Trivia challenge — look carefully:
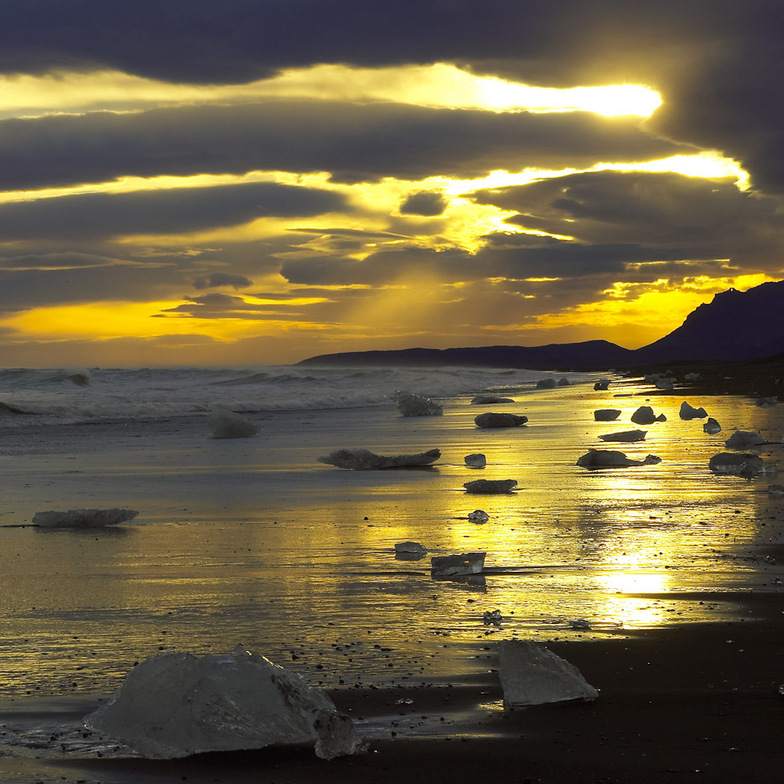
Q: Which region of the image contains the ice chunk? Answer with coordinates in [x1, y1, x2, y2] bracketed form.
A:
[471, 395, 514, 404]
[394, 541, 428, 559]
[557, 377, 570, 386]
[33, 508, 138, 528]
[536, 378, 557, 389]
[724, 430, 765, 449]
[709, 452, 765, 477]
[318, 447, 440, 470]
[483, 610, 502, 626]
[655, 377, 675, 390]
[577, 449, 661, 469]
[594, 408, 621, 421]
[630, 405, 661, 425]
[597, 429, 647, 443]
[498, 640, 599, 707]
[464, 452, 487, 468]
[464, 478, 518, 493]
[679, 401, 708, 420]
[468, 509, 490, 524]
[703, 417, 722, 434]
[84, 645, 360, 760]
[474, 412, 528, 428]
[593, 379, 611, 390]
[392, 390, 443, 416]
[431, 552, 486, 577]
[208, 407, 259, 438]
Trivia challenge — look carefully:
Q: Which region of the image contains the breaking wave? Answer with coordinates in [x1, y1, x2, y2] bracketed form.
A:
[0, 365, 585, 428]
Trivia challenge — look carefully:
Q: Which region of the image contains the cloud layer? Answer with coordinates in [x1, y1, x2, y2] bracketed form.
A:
[0, 1, 781, 365]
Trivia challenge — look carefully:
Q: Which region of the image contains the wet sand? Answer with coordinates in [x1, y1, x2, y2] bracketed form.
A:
[1, 373, 783, 782]
[5, 586, 782, 783]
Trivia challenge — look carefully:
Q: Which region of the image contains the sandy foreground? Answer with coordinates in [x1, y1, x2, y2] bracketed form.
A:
[1, 371, 783, 783]
[1, 585, 782, 784]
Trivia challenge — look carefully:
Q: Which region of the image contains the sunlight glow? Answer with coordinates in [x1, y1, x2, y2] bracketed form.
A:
[2, 301, 317, 342]
[0, 64, 661, 120]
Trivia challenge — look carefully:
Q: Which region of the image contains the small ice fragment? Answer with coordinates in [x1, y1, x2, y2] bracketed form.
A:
[464, 479, 518, 494]
[392, 390, 443, 417]
[594, 409, 621, 421]
[483, 610, 502, 626]
[703, 417, 722, 434]
[474, 412, 528, 428]
[318, 448, 440, 470]
[536, 378, 557, 389]
[431, 552, 486, 577]
[655, 377, 675, 390]
[593, 379, 611, 390]
[568, 619, 591, 630]
[724, 430, 765, 449]
[498, 640, 599, 707]
[471, 395, 514, 404]
[84, 645, 360, 760]
[464, 453, 487, 468]
[630, 405, 661, 425]
[208, 407, 259, 438]
[755, 397, 778, 408]
[394, 541, 428, 559]
[708, 452, 765, 477]
[557, 377, 570, 386]
[468, 509, 490, 524]
[597, 429, 647, 443]
[679, 401, 708, 420]
[33, 508, 138, 528]
[577, 449, 661, 469]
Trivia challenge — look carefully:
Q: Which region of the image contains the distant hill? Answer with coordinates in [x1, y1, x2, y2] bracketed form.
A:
[299, 279, 784, 370]
[298, 341, 635, 371]
[633, 280, 784, 363]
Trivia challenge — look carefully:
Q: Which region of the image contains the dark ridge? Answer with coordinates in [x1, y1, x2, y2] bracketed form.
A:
[298, 279, 784, 380]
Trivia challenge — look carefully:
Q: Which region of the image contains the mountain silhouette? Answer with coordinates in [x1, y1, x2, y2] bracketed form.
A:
[299, 279, 784, 370]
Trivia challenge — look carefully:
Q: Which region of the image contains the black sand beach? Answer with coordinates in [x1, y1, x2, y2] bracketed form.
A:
[1, 369, 783, 783]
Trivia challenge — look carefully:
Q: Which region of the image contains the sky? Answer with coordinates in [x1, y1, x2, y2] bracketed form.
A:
[1, 1, 783, 367]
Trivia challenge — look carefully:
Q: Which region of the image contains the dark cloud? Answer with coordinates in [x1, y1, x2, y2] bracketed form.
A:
[0, 103, 690, 191]
[0, 264, 180, 310]
[192, 272, 253, 290]
[0, 251, 120, 269]
[399, 191, 448, 216]
[471, 171, 784, 265]
[1, 2, 782, 194]
[0, 182, 346, 241]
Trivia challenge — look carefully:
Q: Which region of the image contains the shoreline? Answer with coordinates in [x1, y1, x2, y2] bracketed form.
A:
[2, 589, 779, 783]
[1, 365, 783, 782]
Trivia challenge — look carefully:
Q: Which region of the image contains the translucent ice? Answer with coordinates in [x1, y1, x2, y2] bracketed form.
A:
[319, 447, 440, 470]
[464, 478, 518, 493]
[597, 429, 647, 443]
[474, 412, 528, 428]
[703, 417, 722, 434]
[709, 452, 765, 477]
[724, 430, 765, 449]
[431, 552, 486, 577]
[577, 449, 661, 468]
[679, 401, 708, 420]
[392, 390, 443, 416]
[33, 508, 138, 528]
[208, 407, 259, 438]
[464, 452, 487, 468]
[498, 640, 599, 707]
[84, 645, 360, 760]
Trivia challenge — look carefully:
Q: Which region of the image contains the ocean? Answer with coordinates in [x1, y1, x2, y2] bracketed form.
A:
[0, 364, 782, 758]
